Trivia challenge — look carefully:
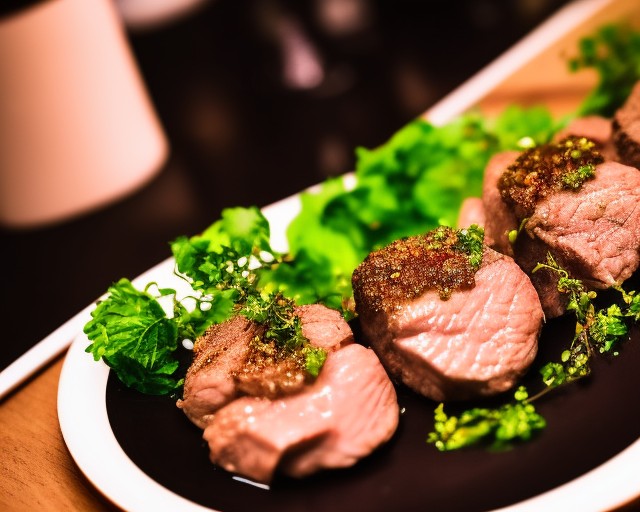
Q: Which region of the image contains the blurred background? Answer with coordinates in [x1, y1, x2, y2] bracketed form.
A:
[1, 0, 572, 371]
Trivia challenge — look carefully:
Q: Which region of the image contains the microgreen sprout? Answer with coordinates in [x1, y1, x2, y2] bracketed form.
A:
[508, 217, 529, 246]
[171, 207, 328, 379]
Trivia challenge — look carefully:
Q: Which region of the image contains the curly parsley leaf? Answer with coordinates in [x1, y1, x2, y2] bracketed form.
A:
[171, 206, 273, 297]
[171, 206, 328, 378]
[84, 279, 183, 395]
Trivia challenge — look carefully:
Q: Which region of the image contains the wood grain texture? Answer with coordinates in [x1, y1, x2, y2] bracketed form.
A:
[0, 359, 113, 511]
[478, 0, 640, 116]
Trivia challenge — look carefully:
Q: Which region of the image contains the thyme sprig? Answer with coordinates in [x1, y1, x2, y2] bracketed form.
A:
[428, 253, 639, 451]
[428, 387, 546, 451]
[531, 254, 637, 393]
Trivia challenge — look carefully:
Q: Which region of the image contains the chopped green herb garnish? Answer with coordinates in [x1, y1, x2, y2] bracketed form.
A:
[240, 291, 308, 353]
[429, 255, 639, 451]
[303, 346, 328, 378]
[428, 387, 546, 451]
[561, 163, 596, 189]
[456, 224, 485, 270]
[171, 207, 327, 380]
[86, 207, 329, 395]
[498, 136, 603, 218]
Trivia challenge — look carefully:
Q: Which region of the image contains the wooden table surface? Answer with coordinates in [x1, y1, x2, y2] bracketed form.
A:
[2, 1, 640, 511]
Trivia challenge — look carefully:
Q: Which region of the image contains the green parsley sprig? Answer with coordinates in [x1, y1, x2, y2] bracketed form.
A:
[171, 207, 328, 377]
[455, 225, 485, 270]
[532, 254, 639, 392]
[84, 280, 188, 395]
[85, 207, 329, 395]
[428, 387, 546, 451]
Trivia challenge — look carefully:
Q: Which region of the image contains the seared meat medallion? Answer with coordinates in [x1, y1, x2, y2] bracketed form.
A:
[178, 303, 399, 483]
[509, 160, 640, 317]
[352, 228, 543, 402]
[463, 83, 640, 318]
[479, 141, 640, 318]
[178, 304, 354, 428]
[203, 343, 398, 483]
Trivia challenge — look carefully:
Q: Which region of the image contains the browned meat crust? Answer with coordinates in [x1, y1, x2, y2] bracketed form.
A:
[353, 243, 542, 402]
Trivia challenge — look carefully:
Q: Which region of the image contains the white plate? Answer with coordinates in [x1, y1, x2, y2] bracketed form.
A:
[57, 194, 640, 512]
